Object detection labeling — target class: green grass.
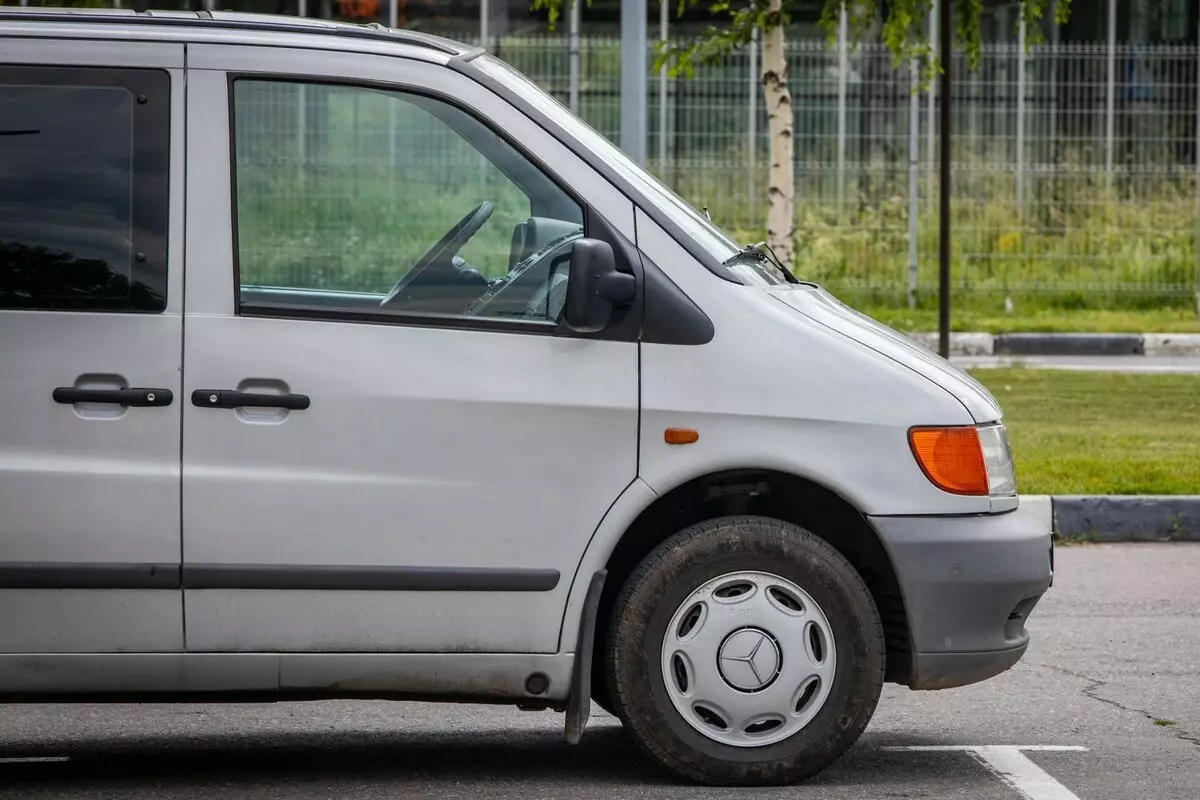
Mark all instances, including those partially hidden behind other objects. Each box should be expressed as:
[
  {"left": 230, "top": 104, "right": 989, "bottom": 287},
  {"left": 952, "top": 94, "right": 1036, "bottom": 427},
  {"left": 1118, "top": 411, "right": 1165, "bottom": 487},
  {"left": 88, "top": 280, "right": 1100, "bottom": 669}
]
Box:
[
  {"left": 723, "top": 171, "right": 1199, "bottom": 316},
  {"left": 971, "top": 369, "right": 1200, "bottom": 495},
  {"left": 858, "top": 307, "right": 1200, "bottom": 334}
]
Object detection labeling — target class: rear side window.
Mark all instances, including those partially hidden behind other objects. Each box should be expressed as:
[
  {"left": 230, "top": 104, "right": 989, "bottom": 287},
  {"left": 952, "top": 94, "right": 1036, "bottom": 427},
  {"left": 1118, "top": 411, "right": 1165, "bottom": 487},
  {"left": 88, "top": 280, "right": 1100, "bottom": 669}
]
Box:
[{"left": 0, "top": 67, "right": 170, "bottom": 312}]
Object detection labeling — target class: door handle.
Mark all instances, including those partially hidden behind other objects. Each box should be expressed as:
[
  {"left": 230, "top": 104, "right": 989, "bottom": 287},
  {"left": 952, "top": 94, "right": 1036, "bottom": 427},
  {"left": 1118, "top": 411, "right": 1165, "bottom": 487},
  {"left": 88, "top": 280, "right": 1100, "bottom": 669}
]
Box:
[
  {"left": 191, "top": 389, "right": 310, "bottom": 411},
  {"left": 53, "top": 387, "right": 173, "bottom": 407}
]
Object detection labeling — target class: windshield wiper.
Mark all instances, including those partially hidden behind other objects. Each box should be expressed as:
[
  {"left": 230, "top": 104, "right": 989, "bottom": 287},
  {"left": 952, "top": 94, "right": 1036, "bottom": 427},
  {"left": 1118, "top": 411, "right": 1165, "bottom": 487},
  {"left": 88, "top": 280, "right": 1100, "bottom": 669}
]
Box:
[
  {"left": 725, "top": 241, "right": 788, "bottom": 272},
  {"left": 721, "top": 241, "right": 798, "bottom": 284}
]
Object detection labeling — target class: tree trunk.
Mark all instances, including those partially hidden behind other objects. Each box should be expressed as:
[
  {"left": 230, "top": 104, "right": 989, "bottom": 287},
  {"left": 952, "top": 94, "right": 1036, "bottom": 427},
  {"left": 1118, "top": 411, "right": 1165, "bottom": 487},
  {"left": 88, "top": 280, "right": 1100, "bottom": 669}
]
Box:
[{"left": 762, "top": 0, "right": 795, "bottom": 269}]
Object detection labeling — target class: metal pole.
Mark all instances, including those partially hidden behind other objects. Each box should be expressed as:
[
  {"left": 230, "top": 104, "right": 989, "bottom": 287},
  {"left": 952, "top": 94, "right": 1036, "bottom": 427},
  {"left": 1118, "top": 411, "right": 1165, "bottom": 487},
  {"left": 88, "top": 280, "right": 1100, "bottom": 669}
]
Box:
[
  {"left": 1194, "top": 16, "right": 1199, "bottom": 315},
  {"left": 481, "top": 0, "right": 490, "bottom": 51},
  {"left": 298, "top": 0, "right": 307, "bottom": 17},
  {"left": 568, "top": 0, "right": 581, "bottom": 113},
  {"left": 619, "top": 0, "right": 648, "bottom": 165},
  {"left": 908, "top": 56, "right": 919, "bottom": 309},
  {"left": 748, "top": 26, "right": 758, "bottom": 222},
  {"left": 1016, "top": 9, "right": 1026, "bottom": 213},
  {"left": 659, "top": 0, "right": 669, "bottom": 170},
  {"left": 1049, "top": 0, "right": 1060, "bottom": 169},
  {"left": 938, "top": 0, "right": 952, "bottom": 358},
  {"left": 927, "top": 0, "right": 937, "bottom": 197},
  {"left": 1105, "top": 0, "right": 1116, "bottom": 174},
  {"left": 837, "top": 3, "right": 848, "bottom": 221},
  {"left": 388, "top": 0, "right": 397, "bottom": 167}
]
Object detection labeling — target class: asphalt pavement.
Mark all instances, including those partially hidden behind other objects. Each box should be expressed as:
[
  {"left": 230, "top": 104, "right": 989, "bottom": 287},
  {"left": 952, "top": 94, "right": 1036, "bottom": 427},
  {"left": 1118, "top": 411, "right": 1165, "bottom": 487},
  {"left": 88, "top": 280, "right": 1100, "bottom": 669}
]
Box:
[
  {"left": 1, "top": 543, "right": 1197, "bottom": 799},
  {"left": 953, "top": 354, "right": 1200, "bottom": 373}
]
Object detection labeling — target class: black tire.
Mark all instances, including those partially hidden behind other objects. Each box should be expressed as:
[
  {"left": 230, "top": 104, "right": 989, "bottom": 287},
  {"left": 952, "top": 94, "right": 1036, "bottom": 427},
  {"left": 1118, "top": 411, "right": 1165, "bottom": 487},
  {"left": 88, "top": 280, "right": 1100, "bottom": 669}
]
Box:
[{"left": 604, "top": 515, "right": 885, "bottom": 786}]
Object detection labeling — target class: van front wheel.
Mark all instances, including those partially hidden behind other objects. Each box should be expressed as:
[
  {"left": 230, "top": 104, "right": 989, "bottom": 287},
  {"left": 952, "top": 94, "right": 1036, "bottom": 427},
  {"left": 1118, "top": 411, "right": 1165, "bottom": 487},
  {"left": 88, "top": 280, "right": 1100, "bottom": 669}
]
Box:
[{"left": 604, "top": 515, "right": 884, "bottom": 786}]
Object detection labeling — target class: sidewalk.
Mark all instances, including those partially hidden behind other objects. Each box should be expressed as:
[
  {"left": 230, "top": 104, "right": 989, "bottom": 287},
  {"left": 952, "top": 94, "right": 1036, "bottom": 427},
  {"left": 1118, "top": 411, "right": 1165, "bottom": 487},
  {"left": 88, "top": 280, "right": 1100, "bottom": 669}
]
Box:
[
  {"left": 906, "top": 331, "right": 1200, "bottom": 357},
  {"left": 952, "top": 354, "right": 1200, "bottom": 373}
]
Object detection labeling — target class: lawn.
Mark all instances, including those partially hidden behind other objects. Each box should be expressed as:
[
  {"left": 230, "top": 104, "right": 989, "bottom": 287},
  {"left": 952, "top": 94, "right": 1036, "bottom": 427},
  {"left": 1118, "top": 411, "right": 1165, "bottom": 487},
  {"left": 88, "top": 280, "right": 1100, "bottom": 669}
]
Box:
[{"left": 971, "top": 369, "right": 1200, "bottom": 496}]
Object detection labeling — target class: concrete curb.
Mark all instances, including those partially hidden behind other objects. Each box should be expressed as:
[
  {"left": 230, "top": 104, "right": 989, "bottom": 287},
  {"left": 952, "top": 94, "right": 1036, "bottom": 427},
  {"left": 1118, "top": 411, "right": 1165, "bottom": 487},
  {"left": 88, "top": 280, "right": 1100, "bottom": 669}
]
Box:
[
  {"left": 906, "top": 332, "right": 995, "bottom": 356},
  {"left": 905, "top": 332, "right": 1200, "bottom": 358},
  {"left": 995, "top": 333, "right": 1143, "bottom": 356},
  {"left": 1021, "top": 495, "right": 1200, "bottom": 542}
]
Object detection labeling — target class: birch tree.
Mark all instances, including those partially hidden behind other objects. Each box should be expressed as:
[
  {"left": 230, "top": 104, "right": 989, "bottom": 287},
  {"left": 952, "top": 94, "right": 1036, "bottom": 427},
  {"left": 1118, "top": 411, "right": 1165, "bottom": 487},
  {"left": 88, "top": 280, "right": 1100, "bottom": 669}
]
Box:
[{"left": 533, "top": 0, "right": 1071, "bottom": 269}]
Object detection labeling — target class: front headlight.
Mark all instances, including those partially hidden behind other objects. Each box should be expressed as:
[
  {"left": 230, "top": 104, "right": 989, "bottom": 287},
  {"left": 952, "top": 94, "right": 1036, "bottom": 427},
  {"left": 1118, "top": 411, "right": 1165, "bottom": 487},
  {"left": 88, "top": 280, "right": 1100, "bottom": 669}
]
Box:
[
  {"left": 909, "top": 423, "right": 1017, "bottom": 498},
  {"left": 976, "top": 423, "right": 1016, "bottom": 497}
]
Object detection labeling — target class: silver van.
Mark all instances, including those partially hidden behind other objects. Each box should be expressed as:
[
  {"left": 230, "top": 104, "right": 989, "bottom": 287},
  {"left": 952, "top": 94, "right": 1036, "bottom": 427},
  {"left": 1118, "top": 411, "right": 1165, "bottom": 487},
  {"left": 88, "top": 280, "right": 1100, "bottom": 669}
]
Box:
[{"left": 0, "top": 9, "right": 1053, "bottom": 786}]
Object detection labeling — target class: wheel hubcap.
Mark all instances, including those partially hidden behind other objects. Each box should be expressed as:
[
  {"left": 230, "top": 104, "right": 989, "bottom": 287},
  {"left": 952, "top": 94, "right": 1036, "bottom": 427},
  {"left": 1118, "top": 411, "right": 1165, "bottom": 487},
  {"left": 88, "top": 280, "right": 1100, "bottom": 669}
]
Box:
[{"left": 660, "top": 570, "right": 837, "bottom": 748}]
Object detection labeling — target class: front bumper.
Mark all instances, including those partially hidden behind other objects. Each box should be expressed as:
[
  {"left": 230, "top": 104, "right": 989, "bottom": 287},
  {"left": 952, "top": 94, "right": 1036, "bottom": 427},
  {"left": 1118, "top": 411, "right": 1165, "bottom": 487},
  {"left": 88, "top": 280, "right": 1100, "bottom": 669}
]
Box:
[{"left": 870, "top": 507, "right": 1053, "bottom": 690}]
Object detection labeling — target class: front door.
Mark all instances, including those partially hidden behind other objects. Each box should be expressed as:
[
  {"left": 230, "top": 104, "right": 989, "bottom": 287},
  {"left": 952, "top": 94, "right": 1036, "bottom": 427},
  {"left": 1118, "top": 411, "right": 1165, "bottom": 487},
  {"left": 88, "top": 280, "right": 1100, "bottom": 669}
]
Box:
[
  {"left": 181, "top": 46, "right": 639, "bottom": 654},
  {"left": 0, "top": 42, "right": 184, "bottom": 653}
]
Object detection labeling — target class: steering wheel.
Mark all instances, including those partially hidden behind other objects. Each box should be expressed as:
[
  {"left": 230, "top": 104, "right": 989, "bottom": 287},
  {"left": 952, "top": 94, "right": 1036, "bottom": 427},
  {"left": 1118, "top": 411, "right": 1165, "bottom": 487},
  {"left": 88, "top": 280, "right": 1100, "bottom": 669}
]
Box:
[{"left": 380, "top": 201, "right": 494, "bottom": 307}]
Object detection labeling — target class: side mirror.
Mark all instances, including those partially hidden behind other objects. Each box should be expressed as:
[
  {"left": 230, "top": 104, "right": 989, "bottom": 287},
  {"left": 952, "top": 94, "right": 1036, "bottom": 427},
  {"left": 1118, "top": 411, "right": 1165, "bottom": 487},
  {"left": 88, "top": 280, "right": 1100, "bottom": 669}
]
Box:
[{"left": 564, "top": 238, "right": 636, "bottom": 333}]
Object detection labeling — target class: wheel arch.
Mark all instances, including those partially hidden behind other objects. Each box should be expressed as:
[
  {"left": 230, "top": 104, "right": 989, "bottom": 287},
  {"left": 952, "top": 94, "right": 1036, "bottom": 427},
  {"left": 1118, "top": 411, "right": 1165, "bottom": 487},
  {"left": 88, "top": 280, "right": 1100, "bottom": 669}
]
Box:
[{"left": 586, "top": 468, "right": 914, "bottom": 705}]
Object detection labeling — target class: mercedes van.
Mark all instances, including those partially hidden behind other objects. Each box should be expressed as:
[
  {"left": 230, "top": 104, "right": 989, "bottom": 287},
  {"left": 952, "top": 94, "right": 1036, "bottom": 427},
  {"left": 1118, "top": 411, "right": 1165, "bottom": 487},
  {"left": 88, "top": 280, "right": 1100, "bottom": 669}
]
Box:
[{"left": 0, "top": 9, "right": 1052, "bottom": 786}]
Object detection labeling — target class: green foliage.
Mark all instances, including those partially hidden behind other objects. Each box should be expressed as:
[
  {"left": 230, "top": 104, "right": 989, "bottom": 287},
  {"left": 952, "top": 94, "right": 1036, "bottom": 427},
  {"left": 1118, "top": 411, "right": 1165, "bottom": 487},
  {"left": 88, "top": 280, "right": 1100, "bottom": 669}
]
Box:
[
  {"left": 237, "top": 164, "right": 1197, "bottom": 316},
  {"left": 529, "top": 0, "right": 1072, "bottom": 78},
  {"left": 237, "top": 170, "right": 530, "bottom": 293},
  {"left": 724, "top": 188, "right": 1197, "bottom": 314}
]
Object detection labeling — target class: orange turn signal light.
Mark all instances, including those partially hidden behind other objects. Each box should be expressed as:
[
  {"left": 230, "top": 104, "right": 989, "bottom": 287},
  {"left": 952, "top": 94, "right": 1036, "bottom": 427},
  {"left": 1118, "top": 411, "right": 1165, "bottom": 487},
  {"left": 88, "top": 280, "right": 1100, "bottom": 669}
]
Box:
[
  {"left": 908, "top": 426, "right": 988, "bottom": 496},
  {"left": 664, "top": 428, "right": 699, "bottom": 445}
]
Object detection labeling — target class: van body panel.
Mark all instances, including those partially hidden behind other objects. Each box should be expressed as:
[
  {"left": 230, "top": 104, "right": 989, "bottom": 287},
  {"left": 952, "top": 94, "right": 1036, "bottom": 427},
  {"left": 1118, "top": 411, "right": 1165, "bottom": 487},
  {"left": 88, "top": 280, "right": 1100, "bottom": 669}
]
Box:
[
  {"left": 179, "top": 44, "right": 639, "bottom": 655},
  {"left": 766, "top": 286, "right": 1004, "bottom": 423},
  {"left": 633, "top": 210, "right": 991, "bottom": 518},
  {"left": 0, "top": 39, "right": 186, "bottom": 653}
]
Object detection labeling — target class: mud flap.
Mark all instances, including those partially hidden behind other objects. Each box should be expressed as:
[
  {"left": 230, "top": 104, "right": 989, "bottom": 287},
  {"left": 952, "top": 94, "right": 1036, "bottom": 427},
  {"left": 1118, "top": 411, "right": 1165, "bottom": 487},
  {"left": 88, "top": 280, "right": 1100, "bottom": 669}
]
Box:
[{"left": 564, "top": 569, "right": 606, "bottom": 745}]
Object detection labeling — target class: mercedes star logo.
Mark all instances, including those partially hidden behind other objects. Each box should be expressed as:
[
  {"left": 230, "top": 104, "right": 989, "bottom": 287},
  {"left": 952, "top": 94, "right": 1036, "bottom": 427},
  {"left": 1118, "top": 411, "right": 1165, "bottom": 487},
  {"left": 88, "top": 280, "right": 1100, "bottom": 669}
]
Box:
[{"left": 717, "top": 628, "right": 781, "bottom": 692}]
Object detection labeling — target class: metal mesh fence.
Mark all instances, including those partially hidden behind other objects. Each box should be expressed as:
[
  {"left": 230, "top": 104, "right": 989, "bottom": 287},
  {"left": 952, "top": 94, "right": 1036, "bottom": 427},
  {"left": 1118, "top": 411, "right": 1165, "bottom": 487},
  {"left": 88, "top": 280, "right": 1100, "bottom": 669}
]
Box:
[{"left": 233, "top": 31, "right": 1199, "bottom": 310}]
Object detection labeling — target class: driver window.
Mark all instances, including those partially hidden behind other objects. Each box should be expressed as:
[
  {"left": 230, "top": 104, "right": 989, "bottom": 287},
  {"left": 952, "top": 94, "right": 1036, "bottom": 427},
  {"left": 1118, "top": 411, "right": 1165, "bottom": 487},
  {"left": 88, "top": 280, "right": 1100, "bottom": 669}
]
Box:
[{"left": 231, "top": 78, "right": 584, "bottom": 325}]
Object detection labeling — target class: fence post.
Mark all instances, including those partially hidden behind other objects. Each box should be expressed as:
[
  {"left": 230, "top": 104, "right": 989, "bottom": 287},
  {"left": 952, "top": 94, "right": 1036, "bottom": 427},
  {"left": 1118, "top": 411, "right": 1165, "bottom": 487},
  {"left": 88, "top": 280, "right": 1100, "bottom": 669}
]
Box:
[
  {"left": 908, "top": 56, "right": 919, "bottom": 309},
  {"left": 1016, "top": 9, "right": 1026, "bottom": 214},
  {"left": 619, "top": 0, "right": 648, "bottom": 165},
  {"left": 568, "top": 0, "right": 581, "bottom": 113},
  {"left": 1194, "top": 24, "right": 1199, "bottom": 315},
  {"left": 837, "top": 3, "right": 848, "bottom": 222},
  {"left": 387, "top": 0, "right": 398, "bottom": 169},
  {"left": 659, "top": 0, "right": 669, "bottom": 171},
  {"left": 926, "top": 0, "right": 937, "bottom": 205},
  {"left": 1049, "top": 0, "right": 1060, "bottom": 170},
  {"left": 748, "top": 27, "right": 758, "bottom": 224},
  {"left": 1105, "top": 0, "right": 1116, "bottom": 175}
]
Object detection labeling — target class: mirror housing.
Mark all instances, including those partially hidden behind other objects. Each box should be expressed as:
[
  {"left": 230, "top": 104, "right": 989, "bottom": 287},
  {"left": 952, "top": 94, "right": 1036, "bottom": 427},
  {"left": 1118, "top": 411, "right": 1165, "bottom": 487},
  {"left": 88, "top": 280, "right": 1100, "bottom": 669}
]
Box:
[{"left": 564, "top": 238, "right": 636, "bottom": 333}]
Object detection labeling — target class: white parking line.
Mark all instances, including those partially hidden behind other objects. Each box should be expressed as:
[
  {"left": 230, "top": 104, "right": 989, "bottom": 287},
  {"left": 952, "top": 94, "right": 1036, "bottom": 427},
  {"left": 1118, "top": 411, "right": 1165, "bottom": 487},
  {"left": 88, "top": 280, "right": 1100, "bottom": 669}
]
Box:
[
  {"left": 885, "top": 746, "right": 1087, "bottom": 800},
  {"left": 0, "top": 756, "right": 71, "bottom": 763},
  {"left": 888, "top": 746, "right": 1088, "bottom": 752}
]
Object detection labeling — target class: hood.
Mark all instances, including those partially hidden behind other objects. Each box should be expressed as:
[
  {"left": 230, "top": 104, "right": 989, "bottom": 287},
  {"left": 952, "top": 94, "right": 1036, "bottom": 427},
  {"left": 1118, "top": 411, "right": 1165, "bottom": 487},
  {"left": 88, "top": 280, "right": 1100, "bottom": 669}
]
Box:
[{"left": 766, "top": 284, "right": 1003, "bottom": 423}]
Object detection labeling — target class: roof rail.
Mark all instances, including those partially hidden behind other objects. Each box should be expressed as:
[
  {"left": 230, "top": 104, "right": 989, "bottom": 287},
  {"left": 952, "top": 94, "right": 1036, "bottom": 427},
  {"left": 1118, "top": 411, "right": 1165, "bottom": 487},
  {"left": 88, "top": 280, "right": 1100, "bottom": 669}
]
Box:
[{"left": 0, "top": 9, "right": 468, "bottom": 56}]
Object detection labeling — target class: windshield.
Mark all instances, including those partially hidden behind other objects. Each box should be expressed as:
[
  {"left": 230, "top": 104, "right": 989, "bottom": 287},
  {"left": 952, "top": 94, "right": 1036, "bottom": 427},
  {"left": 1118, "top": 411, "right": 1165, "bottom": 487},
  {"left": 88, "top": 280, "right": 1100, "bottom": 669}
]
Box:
[{"left": 474, "top": 54, "right": 757, "bottom": 277}]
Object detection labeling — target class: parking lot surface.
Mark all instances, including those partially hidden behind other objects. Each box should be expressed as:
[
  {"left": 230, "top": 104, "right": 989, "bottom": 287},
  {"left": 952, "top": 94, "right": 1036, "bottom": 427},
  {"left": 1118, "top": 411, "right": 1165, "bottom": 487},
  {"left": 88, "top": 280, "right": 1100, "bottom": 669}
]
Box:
[{"left": 1, "top": 543, "right": 1197, "bottom": 799}]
